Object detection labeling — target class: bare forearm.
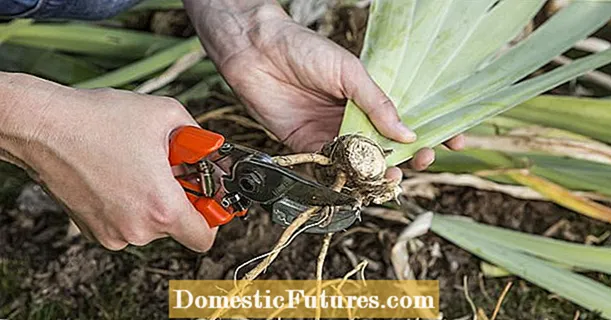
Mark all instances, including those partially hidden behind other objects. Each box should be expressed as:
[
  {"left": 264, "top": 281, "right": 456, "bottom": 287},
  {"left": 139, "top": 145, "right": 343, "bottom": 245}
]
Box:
[
  {"left": 0, "top": 72, "right": 62, "bottom": 167},
  {"left": 182, "top": 0, "right": 290, "bottom": 66},
  {"left": 0, "top": 72, "right": 32, "bottom": 164}
]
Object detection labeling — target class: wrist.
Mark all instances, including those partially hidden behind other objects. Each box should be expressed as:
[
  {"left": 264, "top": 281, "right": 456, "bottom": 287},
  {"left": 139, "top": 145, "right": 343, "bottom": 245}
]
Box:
[
  {"left": 183, "top": 0, "right": 290, "bottom": 64},
  {"left": 0, "top": 72, "right": 64, "bottom": 167}
]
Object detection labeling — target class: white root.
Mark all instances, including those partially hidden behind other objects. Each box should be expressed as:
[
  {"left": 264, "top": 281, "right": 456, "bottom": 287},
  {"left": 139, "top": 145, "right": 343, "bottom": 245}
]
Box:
[
  {"left": 464, "top": 133, "right": 611, "bottom": 165},
  {"left": 401, "top": 171, "right": 611, "bottom": 203},
  {"left": 273, "top": 154, "right": 332, "bottom": 167},
  {"left": 135, "top": 49, "right": 206, "bottom": 94}
]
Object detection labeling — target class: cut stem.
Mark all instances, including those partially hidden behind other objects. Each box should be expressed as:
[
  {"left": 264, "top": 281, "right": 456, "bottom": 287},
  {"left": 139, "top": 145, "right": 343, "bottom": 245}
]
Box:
[{"left": 273, "top": 154, "right": 332, "bottom": 166}]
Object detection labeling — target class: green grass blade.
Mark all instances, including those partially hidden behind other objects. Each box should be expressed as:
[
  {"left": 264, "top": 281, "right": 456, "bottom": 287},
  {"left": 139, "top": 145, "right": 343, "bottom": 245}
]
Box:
[
  {"left": 434, "top": 214, "right": 611, "bottom": 273},
  {"left": 396, "top": 0, "right": 496, "bottom": 106},
  {"left": 175, "top": 75, "right": 223, "bottom": 104},
  {"left": 74, "top": 37, "right": 201, "bottom": 89},
  {"left": 340, "top": 0, "right": 416, "bottom": 138},
  {"left": 0, "top": 19, "right": 33, "bottom": 44},
  {"left": 531, "top": 164, "right": 611, "bottom": 196},
  {"left": 131, "top": 0, "right": 184, "bottom": 10},
  {"left": 0, "top": 23, "right": 180, "bottom": 59},
  {"left": 177, "top": 60, "right": 218, "bottom": 81},
  {"left": 431, "top": 0, "right": 545, "bottom": 91},
  {"left": 340, "top": 0, "right": 611, "bottom": 168},
  {"left": 506, "top": 95, "right": 611, "bottom": 144},
  {"left": 468, "top": 116, "right": 595, "bottom": 141},
  {"left": 431, "top": 213, "right": 611, "bottom": 318},
  {"left": 385, "top": 48, "right": 611, "bottom": 165},
  {"left": 0, "top": 44, "right": 104, "bottom": 84},
  {"left": 431, "top": 149, "right": 611, "bottom": 195},
  {"left": 359, "top": 0, "right": 416, "bottom": 93},
  {"left": 403, "top": 1, "right": 611, "bottom": 129},
  {"left": 385, "top": 0, "right": 451, "bottom": 101}
]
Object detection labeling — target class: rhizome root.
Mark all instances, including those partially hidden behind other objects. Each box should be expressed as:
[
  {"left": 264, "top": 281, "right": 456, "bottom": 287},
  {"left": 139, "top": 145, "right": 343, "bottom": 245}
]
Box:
[
  {"left": 212, "top": 135, "right": 400, "bottom": 320},
  {"left": 316, "top": 134, "right": 401, "bottom": 205}
]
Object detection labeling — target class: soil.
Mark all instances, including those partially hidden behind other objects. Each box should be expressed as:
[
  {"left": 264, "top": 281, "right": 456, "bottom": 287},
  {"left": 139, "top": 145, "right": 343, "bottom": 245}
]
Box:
[
  {"left": 1, "top": 107, "right": 609, "bottom": 319},
  {"left": 1, "top": 3, "right": 611, "bottom": 320},
  {"left": 1, "top": 164, "right": 609, "bottom": 319}
]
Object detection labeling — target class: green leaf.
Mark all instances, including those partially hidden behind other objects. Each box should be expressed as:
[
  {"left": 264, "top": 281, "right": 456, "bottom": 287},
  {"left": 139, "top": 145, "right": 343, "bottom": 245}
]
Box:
[
  {"left": 506, "top": 95, "right": 611, "bottom": 144},
  {"left": 339, "top": 0, "right": 611, "bottom": 167},
  {"left": 175, "top": 75, "right": 223, "bottom": 104},
  {"left": 431, "top": 213, "right": 611, "bottom": 318},
  {"left": 0, "top": 44, "right": 104, "bottom": 85},
  {"left": 434, "top": 214, "right": 611, "bottom": 274},
  {"left": 0, "top": 23, "right": 180, "bottom": 59},
  {"left": 0, "top": 19, "right": 33, "bottom": 44},
  {"left": 431, "top": 149, "right": 611, "bottom": 195},
  {"left": 74, "top": 37, "right": 201, "bottom": 89},
  {"left": 385, "top": 48, "right": 611, "bottom": 165},
  {"left": 131, "top": 0, "right": 183, "bottom": 11}
]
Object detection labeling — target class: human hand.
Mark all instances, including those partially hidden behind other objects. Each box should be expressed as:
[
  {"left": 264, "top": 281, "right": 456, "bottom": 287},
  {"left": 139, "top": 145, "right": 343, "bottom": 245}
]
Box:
[
  {"left": 184, "top": 1, "right": 463, "bottom": 173},
  {"left": 0, "top": 73, "right": 215, "bottom": 252}
]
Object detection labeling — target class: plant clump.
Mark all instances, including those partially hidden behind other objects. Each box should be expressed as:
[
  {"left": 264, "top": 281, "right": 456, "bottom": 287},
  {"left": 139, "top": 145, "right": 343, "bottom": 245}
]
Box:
[{"left": 315, "top": 134, "right": 401, "bottom": 206}]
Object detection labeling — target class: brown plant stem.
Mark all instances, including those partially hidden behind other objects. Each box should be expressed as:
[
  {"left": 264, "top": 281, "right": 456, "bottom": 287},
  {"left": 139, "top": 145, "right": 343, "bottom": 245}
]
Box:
[
  {"left": 490, "top": 281, "right": 513, "bottom": 320},
  {"left": 135, "top": 49, "right": 206, "bottom": 94},
  {"left": 316, "top": 233, "right": 333, "bottom": 281},
  {"left": 315, "top": 232, "right": 333, "bottom": 320},
  {"left": 315, "top": 172, "right": 346, "bottom": 320},
  {"left": 243, "top": 206, "right": 320, "bottom": 281},
  {"left": 273, "top": 153, "right": 332, "bottom": 166},
  {"left": 195, "top": 104, "right": 241, "bottom": 123}
]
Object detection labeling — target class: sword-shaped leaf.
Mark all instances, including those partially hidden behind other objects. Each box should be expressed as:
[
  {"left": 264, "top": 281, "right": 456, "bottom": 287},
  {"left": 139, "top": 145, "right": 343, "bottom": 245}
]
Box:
[{"left": 340, "top": 0, "right": 611, "bottom": 167}]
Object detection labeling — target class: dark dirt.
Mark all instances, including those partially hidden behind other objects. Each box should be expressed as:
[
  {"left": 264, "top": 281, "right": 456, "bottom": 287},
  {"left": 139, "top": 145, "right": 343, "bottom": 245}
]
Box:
[{"left": 1, "top": 122, "right": 609, "bottom": 320}]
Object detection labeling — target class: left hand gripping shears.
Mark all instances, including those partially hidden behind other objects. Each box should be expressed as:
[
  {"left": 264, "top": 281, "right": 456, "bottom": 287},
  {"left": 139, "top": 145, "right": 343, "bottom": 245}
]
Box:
[{"left": 169, "top": 126, "right": 360, "bottom": 233}]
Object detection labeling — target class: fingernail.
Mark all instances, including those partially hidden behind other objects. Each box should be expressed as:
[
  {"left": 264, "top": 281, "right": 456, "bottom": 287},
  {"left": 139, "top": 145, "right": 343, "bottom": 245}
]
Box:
[
  {"left": 425, "top": 156, "right": 435, "bottom": 167},
  {"left": 454, "top": 135, "right": 466, "bottom": 149},
  {"left": 396, "top": 123, "right": 417, "bottom": 142}
]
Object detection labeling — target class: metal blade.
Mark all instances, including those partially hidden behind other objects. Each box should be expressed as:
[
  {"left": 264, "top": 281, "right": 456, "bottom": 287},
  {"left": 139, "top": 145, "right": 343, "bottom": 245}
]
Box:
[
  {"left": 222, "top": 155, "right": 358, "bottom": 208},
  {"left": 266, "top": 198, "right": 360, "bottom": 234}
]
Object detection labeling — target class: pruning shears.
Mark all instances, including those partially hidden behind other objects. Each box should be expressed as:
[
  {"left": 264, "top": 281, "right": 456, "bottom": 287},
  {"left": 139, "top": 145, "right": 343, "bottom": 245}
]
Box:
[{"left": 169, "top": 126, "right": 360, "bottom": 233}]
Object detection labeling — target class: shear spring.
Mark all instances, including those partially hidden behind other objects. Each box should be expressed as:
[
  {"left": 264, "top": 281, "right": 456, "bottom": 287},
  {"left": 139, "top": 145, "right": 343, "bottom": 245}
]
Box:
[{"left": 197, "top": 161, "right": 215, "bottom": 197}]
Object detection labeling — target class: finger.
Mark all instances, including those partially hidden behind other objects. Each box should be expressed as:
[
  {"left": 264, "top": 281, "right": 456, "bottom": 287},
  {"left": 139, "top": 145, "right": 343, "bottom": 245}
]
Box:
[
  {"left": 167, "top": 197, "right": 218, "bottom": 253},
  {"left": 283, "top": 113, "right": 342, "bottom": 152},
  {"left": 71, "top": 214, "right": 128, "bottom": 251},
  {"left": 408, "top": 148, "right": 435, "bottom": 171},
  {"left": 341, "top": 60, "right": 416, "bottom": 143},
  {"left": 443, "top": 134, "right": 465, "bottom": 151},
  {"left": 68, "top": 215, "right": 95, "bottom": 241},
  {"left": 384, "top": 167, "right": 403, "bottom": 182}
]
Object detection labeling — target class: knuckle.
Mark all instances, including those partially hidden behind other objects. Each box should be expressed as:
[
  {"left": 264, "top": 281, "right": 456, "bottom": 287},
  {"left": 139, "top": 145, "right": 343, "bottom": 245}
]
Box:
[
  {"left": 156, "top": 97, "right": 190, "bottom": 120},
  {"left": 369, "top": 97, "right": 398, "bottom": 123},
  {"left": 120, "top": 224, "right": 157, "bottom": 247},
  {"left": 150, "top": 199, "right": 181, "bottom": 228},
  {"left": 100, "top": 238, "right": 128, "bottom": 251},
  {"left": 192, "top": 231, "right": 217, "bottom": 253},
  {"left": 124, "top": 232, "right": 154, "bottom": 247},
  {"left": 152, "top": 209, "right": 180, "bottom": 228}
]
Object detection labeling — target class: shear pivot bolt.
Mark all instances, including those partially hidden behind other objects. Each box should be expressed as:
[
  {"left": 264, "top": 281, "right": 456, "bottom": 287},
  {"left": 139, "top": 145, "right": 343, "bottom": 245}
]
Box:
[{"left": 238, "top": 172, "right": 263, "bottom": 193}]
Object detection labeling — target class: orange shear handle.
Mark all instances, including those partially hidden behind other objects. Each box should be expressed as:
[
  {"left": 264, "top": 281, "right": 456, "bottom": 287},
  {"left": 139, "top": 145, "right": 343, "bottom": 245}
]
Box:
[
  {"left": 169, "top": 126, "right": 234, "bottom": 228},
  {"left": 169, "top": 126, "right": 225, "bottom": 166}
]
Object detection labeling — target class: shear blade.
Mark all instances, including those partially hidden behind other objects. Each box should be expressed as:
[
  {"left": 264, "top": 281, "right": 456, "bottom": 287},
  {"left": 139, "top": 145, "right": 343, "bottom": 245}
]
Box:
[
  {"left": 223, "top": 156, "right": 358, "bottom": 208},
  {"left": 266, "top": 198, "right": 359, "bottom": 234}
]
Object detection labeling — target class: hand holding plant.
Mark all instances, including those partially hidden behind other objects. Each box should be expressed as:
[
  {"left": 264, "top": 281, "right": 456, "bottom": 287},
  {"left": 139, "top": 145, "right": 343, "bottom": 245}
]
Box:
[{"left": 184, "top": 0, "right": 464, "bottom": 171}]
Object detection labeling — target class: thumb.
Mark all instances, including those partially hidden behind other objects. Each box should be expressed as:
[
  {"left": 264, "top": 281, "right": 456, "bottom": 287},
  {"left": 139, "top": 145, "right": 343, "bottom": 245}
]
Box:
[{"left": 340, "top": 58, "right": 417, "bottom": 143}]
